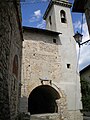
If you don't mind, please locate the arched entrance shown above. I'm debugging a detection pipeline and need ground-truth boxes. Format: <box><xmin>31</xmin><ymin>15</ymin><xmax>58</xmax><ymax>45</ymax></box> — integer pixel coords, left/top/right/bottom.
<box><xmin>28</xmin><ymin>85</ymin><xmax>60</xmax><ymax>115</ymax></box>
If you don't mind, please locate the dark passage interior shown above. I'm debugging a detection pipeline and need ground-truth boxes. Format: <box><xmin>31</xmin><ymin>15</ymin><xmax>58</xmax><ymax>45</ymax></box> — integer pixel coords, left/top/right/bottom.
<box><xmin>28</xmin><ymin>85</ymin><xmax>60</xmax><ymax>115</ymax></box>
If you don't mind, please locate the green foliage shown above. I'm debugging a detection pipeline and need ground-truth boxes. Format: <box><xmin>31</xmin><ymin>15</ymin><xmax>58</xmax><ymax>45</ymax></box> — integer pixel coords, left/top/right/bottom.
<box><xmin>80</xmin><ymin>78</ymin><xmax>90</xmax><ymax>111</ymax></box>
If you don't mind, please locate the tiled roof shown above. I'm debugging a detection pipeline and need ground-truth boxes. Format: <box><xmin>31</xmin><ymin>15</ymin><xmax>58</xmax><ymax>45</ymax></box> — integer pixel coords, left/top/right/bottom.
<box><xmin>72</xmin><ymin>0</ymin><xmax>87</xmax><ymax>13</ymax></box>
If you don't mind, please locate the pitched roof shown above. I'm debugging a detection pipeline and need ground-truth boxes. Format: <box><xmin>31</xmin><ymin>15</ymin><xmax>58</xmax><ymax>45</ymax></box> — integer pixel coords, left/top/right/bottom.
<box><xmin>80</xmin><ymin>64</ymin><xmax>90</xmax><ymax>74</ymax></box>
<box><xmin>72</xmin><ymin>0</ymin><xmax>87</xmax><ymax>13</ymax></box>
<box><xmin>23</xmin><ymin>26</ymin><xmax>61</xmax><ymax>35</ymax></box>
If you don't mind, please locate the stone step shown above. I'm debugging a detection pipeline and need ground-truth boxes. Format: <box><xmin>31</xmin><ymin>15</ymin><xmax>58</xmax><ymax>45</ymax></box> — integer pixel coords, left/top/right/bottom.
<box><xmin>83</xmin><ymin>116</ymin><xmax>90</xmax><ymax>120</ymax></box>
<box><xmin>30</xmin><ymin>113</ymin><xmax>60</xmax><ymax>120</ymax></box>
<box><xmin>17</xmin><ymin>112</ymin><xmax>30</xmax><ymax>120</ymax></box>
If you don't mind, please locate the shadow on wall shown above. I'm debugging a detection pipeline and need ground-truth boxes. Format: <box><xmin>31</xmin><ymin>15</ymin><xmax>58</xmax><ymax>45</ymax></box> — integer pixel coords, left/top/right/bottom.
<box><xmin>20</xmin><ymin>96</ymin><xmax>28</xmax><ymax>113</ymax></box>
<box><xmin>23</xmin><ymin>30</ymin><xmax>62</xmax><ymax>46</ymax></box>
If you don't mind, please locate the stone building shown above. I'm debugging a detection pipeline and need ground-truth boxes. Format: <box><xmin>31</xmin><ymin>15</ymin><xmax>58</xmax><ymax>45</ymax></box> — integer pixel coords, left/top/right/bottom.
<box><xmin>80</xmin><ymin>65</ymin><xmax>90</xmax><ymax>119</ymax></box>
<box><xmin>72</xmin><ymin>0</ymin><xmax>90</xmax><ymax>35</ymax></box>
<box><xmin>20</xmin><ymin>0</ymin><xmax>83</xmax><ymax>120</ymax></box>
<box><xmin>0</xmin><ymin>1</ymin><xmax>23</xmax><ymax>120</ymax></box>
<box><xmin>80</xmin><ymin>65</ymin><xmax>90</xmax><ymax>83</ymax></box>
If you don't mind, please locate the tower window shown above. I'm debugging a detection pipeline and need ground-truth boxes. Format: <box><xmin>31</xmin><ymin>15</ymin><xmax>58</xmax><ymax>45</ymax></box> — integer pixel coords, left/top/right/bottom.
<box><xmin>33</xmin><ymin>53</ymin><xmax>36</xmax><ymax>56</ymax></box>
<box><xmin>12</xmin><ymin>55</ymin><xmax>18</xmax><ymax>78</ymax></box>
<box><xmin>13</xmin><ymin>79</ymin><xmax>16</xmax><ymax>90</ymax></box>
<box><xmin>53</xmin><ymin>39</ymin><xmax>56</xmax><ymax>43</ymax></box>
<box><xmin>49</xmin><ymin>16</ymin><xmax>52</xmax><ymax>25</ymax></box>
<box><xmin>67</xmin><ymin>64</ymin><xmax>71</xmax><ymax>69</ymax></box>
<box><xmin>60</xmin><ymin>10</ymin><xmax>66</xmax><ymax>23</ymax></box>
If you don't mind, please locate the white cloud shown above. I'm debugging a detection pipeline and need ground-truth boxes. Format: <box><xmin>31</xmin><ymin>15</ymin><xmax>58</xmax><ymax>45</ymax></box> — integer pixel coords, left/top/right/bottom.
<box><xmin>82</xmin><ymin>22</ymin><xmax>89</xmax><ymax>42</ymax></box>
<box><xmin>73</xmin><ymin>21</ymin><xmax>81</xmax><ymax>30</ymax></box>
<box><xmin>74</xmin><ymin>15</ymin><xmax>90</xmax><ymax>70</ymax></box>
<box><xmin>42</xmin><ymin>0</ymin><xmax>48</xmax><ymax>1</ymax></box>
<box><xmin>37</xmin><ymin>20</ymin><xmax>46</xmax><ymax>29</ymax></box>
<box><xmin>29</xmin><ymin>16</ymin><xmax>36</xmax><ymax>22</ymax></box>
<box><xmin>34</xmin><ymin>10</ymin><xmax>41</xmax><ymax>18</ymax></box>
<box><xmin>79</xmin><ymin>44</ymin><xmax>90</xmax><ymax>70</ymax></box>
<box><xmin>29</xmin><ymin>10</ymin><xmax>42</xmax><ymax>23</ymax></box>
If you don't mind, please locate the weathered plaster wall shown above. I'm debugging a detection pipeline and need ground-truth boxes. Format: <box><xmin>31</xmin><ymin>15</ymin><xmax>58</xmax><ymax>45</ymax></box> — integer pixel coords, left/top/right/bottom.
<box><xmin>20</xmin><ymin>31</ymin><xmax>62</xmax><ymax>112</ymax></box>
<box><xmin>46</xmin><ymin>2</ymin><xmax>82</xmax><ymax>109</ymax></box>
<box><xmin>21</xmin><ymin>29</ymin><xmax>83</xmax><ymax>120</ymax></box>
<box><xmin>46</xmin><ymin>5</ymin><xmax>56</xmax><ymax>31</ymax></box>
<box><xmin>45</xmin><ymin>2</ymin><xmax>82</xmax><ymax>119</ymax></box>
<box><xmin>0</xmin><ymin>1</ymin><xmax>22</xmax><ymax>120</ymax></box>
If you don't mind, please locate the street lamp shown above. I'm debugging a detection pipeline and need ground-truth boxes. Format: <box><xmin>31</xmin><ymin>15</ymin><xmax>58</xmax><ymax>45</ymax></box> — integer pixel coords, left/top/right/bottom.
<box><xmin>73</xmin><ymin>31</ymin><xmax>90</xmax><ymax>47</ymax></box>
<box><xmin>73</xmin><ymin>31</ymin><xmax>83</xmax><ymax>47</ymax></box>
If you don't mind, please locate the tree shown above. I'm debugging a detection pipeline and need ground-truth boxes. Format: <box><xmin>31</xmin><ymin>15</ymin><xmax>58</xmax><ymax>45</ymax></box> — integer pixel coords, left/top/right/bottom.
<box><xmin>80</xmin><ymin>78</ymin><xmax>90</xmax><ymax>111</ymax></box>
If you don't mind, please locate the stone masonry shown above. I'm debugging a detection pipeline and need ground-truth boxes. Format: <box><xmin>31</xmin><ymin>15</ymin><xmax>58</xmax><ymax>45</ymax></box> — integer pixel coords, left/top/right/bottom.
<box><xmin>0</xmin><ymin>1</ymin><xmax>22</xmax><ymax>120</ymax></box>
<box><xmin>20</xmin><ymin>28</ymin><xmax>62</xmax><ymax>113</ymax></box>
<box><xmin>20</xmin><ymin>27</ymin><xmax>82</xmax><ymax>120</ymax></box>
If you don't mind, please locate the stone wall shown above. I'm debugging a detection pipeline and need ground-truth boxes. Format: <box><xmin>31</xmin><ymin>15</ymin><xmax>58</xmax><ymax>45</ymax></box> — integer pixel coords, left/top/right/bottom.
<box><xmin>21</xmin><ymin>27</ymin><xmax>83</xmax><ymax>120</ymax></box>
<box><xmin>21</xmin><ymin>31</ymin><xmax>62</xmax><ymax>112</ymax></box>
<box><xmin>80</xmin><ymin>67</ymin><xmax>90</xmax><ymax>83</ymax></box>
<box><xmin>0</xmin><ymin>1</ymin><xmax>22</xmax><ymax>120</ymax></box>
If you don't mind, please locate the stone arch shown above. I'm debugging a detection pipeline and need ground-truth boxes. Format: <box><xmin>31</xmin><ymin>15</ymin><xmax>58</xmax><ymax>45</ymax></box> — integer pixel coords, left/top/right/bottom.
<box><xmin>28</xmin><ymin>85</ymin><xmax>60</xmax><ymax>115</ymax></box>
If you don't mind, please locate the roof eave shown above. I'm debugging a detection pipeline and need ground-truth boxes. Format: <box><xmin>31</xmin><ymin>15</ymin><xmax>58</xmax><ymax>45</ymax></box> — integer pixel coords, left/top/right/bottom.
<box><xmin>43</xmin><ymin>0</ymin><xmax>53</xmax><ymax>20</ymax></box>
<box><xmin>80</xmin><ymin>64</ymin><xmax>90</xmax><ymax>74</ymax></box>
<box><xmin>72</xmin><ymin>0</ymin><xmax>87</xmax><ymax>13</ymax></box>
<box><xmin>23</xmin><ymin>26</ymin><xmax>62</xmax><ymax>35</ymax></box>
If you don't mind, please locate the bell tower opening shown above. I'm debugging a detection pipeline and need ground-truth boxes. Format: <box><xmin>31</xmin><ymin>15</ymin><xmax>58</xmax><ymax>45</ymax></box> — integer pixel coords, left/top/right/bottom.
<box><xmin>60</xmin><ymin>10</ymin><xmax>67</xmax><ymax>23</ymax></box>
<box><xmin>28</xmin><ymin>85</ymin><xmax>60</xmax><ymax>115</ymax></box>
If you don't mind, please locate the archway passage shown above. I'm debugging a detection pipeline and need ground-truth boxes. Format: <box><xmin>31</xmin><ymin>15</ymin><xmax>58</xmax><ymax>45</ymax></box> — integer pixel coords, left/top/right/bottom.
<box><xmin>28</xmin><ymin>85</ymin><xmax>60</xmax><ymax>115</ymax></box>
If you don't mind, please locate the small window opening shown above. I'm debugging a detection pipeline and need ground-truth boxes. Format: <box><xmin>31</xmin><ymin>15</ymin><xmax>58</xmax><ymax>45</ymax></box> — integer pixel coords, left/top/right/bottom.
<box><xmin>12</xmin><ymin>55</ymin><xmax>18</xmax><ymax>78</ymax></box>
<box><xmin>67</xmin><ymin>64</ymin><xmax>71</xmax><ymax>69</ymax></box>
<box><xmin>13</xmin><ymin>79</ymin><xmax>15</xmax><ymax>90</ymax></box>
<box><xmin>60</xmin><ymin>10</ymin><xmax>66</xmax><ymax>23</ymax></box>
<box><xmin>53</xmin><ymin>39</ymin><xmax>56</xmax><ymax>43</ymax></box>
<box><xmin>49</xmin><ymin>16</ymin><xmax>52</xmax><ymax>25</ymax></box>
<box><xmin>33</xmin><ymin>53</ymin><xmax>35</xmax><ymax>56</ymax></box>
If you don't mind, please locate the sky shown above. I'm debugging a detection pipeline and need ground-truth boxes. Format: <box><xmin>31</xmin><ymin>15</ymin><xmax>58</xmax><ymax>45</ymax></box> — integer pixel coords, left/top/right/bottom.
<box><xmin>20</xmin><ymin>0</ymin><xmax>90</xmax><ymax>71</ymax></box>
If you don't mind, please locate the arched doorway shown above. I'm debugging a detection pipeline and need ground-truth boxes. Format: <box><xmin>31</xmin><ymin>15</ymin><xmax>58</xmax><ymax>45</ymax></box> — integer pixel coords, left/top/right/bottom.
<box><xmin>28</xmin><ymin>85</ymin><xmax>60</xmax><ymax>115</ymax></box>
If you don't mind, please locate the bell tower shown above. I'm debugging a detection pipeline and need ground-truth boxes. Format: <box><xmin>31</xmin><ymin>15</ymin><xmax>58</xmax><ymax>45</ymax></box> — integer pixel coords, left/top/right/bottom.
<box><xmin>43</xmin><ymin>0</ymin><xmax>73</xmax><ymax>35</ymax></box>
<box><xmin>43</xmin><ymin>0</ymin><xmax>83</xmax><ymax>120</ymax></box>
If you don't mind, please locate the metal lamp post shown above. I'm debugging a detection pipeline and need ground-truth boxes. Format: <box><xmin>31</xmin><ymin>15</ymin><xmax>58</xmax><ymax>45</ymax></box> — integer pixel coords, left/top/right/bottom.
<box><xmin>73</xmin><ymin>31</ymin><xmax>83</xmax><ymax>47</ymax></box>
<box><xmin>73</xmin><ymin>31</ymin><xmax>90</xmax><ymax>47</ymax></box>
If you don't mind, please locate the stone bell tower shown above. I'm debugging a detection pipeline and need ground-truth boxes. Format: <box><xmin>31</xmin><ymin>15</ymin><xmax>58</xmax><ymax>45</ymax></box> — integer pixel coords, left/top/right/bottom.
<box><xmin>21</xmin><ymin>0</ymin><xmax>83</xmax><ymax>120</ymax></box>
<box><xmin>43</xmin><ymin>0</ymin><xmax>83</xmax><ymax>119</ymax></box>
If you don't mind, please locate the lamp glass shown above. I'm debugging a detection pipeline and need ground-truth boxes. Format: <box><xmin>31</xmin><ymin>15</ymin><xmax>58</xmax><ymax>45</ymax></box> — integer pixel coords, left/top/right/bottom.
<box><xmin>74</xmin><ymin>32</ymin><xmax>83</xmax><ymax>44</ymax></box>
